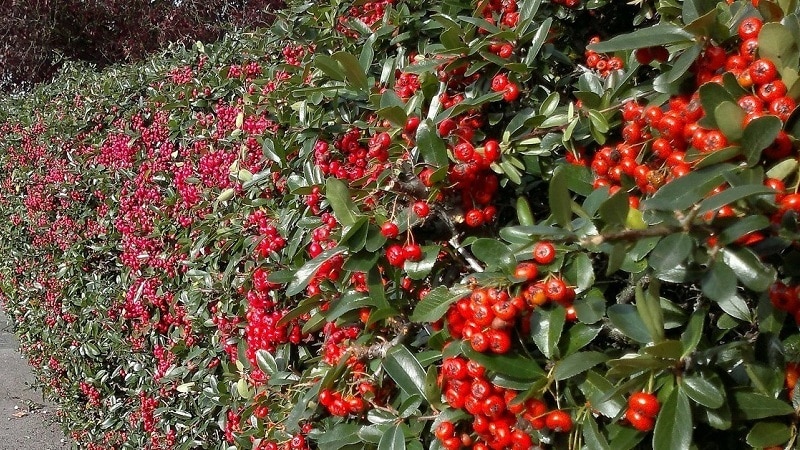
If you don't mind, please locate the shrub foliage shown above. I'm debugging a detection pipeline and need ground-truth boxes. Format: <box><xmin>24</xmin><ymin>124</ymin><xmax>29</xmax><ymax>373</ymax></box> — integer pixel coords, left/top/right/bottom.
<box><xmin>2</xmin><ymin>0</ymin><xmax>800</xmax><ymax>449</ymax></box>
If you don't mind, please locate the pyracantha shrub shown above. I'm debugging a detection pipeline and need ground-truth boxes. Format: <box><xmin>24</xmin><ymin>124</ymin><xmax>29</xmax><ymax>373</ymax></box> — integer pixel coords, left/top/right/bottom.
<box><xmin>4</xmin><ymin>0</ymin><xmax>800</xmax><ymax>449</ymax></box>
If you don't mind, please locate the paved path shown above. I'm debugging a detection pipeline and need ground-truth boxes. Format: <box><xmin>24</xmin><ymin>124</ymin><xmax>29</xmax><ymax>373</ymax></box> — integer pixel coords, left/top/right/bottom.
<box><xmin>0</xmin><ymin>310</ymin><xmax>69</xmax><ymax>450</ymax></box>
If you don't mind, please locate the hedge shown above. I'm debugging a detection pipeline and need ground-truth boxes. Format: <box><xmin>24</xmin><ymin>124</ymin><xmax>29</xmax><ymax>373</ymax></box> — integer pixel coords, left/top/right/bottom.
<box><xmin>1</xmin><ymin>0</ymin><xmax>800</xmax><ymax>449</ymax></box>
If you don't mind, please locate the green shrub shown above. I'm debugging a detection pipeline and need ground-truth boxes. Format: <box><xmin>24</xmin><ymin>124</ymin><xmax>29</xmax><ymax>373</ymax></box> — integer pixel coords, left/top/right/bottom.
<box><xmin>1</xmin><ymin>0</ymin><xmax>800</xmax><ymax>449</ymax></box>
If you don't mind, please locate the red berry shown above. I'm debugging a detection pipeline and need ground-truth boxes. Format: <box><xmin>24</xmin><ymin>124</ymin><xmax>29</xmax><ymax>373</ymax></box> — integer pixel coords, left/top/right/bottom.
<box><xmin>628</xmin><ymin>391</ymin><xmax>660</xmax><ymax>417</ymax></box>
<box><xmin>465</xmin><ymin>208</ymin><xmax>485</xmax><ymax>227</ymax></box>
<box><xmin>634</xmin><ymin>47</ymin><xmax>653</xmax><ymax>65</ymax></box>
<box><xmin>738</xmin><ymin>17</ymin><xmax>763</xmax><ymax>41</ymax></box>
<box><xmin>503</xmin><ymin>83</ymin><xmax>521</xmax><ymax>102</ymax></box>
<box><xmin>498</xmin><ymin>43</ymin><xmax>514</xmax><ymax>58</ymax></box>
<box><xmin>514</xmin><ymin>262</ymin><xmax>538</xmax><ymax>281</ymax></box>
<box><xmin>626</xmin><ymin>408</ymin><xmax>656</xmax><ymax>432</ymax></box>
<box><xmin>545</xmin><ymin>410</ymin><xmax>572</xmax><ymax>432</ymax></box>
<box><xmin>491</xmin><ymin>73</ymin><xmax>509</xmax><ymax>92</ymax></box>
<box><xmin>749</xmin><ymin>59</ymin><xmax>778</xmax><ymax>85</ymax></box>
<box><xmin>380</xmin><ymin>222</ymin><xmax>399</xmax><ymax>238</ymax></box>
<box><xmin>403</xmin><ymin>243</ymin><xmax>423</xmax><ymax>262</ymax></box>
<box><xmin>413</xmin><ymin>201</ymin><xmax>430</xmax><ymax>218</ymax></box>
<box><xmin>545</xmin><ymin>277</ymin><xmax>568</xmax><ymax>303</ymax></box>
<box><xmin>435</xmin><ymin>421</ymin><xmax>455</xmax><ymax>440</ymax></box>
<box><xmin>533</xmin><ymin>241</ymin><xmax>556</xmax><ymax>265</ymax></box>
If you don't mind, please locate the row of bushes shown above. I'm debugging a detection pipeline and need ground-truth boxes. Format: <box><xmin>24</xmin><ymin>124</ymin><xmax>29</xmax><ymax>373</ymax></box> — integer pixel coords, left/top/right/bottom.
<box><xmin>1</xmin><ymin>0</ymin><xmax>800</xmax><ymax>449</ymax></box>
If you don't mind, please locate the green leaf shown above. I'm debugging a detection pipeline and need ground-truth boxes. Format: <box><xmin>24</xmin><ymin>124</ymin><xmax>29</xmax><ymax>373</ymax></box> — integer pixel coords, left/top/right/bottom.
<box><xmin>714</xmin><ymin>101</ymin><xmax>745</xmax><ymax>141</ymax></box>
<box><xmin>255</xmin><ymin>349</ymin><xmax>278</xmax><ymax>376</ymax></box>
<box><xmin>516</xmin><ymin>197</ymin><xmax>535</xmax><ymax>226</ymax></box>
<box><xmin>410</xmin><ymin>285</ymin><xmax>470</xmax><ymax>323</ymax></box>
<box><xmin>701</xmin><ymin>262</ymin><xmax>737</xmax><ymax>303</ymax></box>
<box><xmin>582</xmin><ymin>414</ymin><xmax>611</xmax><ymax>450</ymax></box>
<box><xmin>607</xmin><ymin>304</ymin><xmax>652</xmax><ymax>343</ymax></box>
<box><xmin>587</xmin><ymin>23</ymin><xmax>693</xmax><ymax>52</ymax></box>
<box><xmin>460</xmin><ymin>341</ymin><xmax>544</xmax><ymax>380</ymax></box>
<box><xmin>574</xmin><ymin>289</ymin><xmax>606</xmax><ymax>324</ymax></box>
<box><xmin>404</xmin><ymin>245</ymin><xmax>440</xmax><ymax>280</ymax></box>
<box><xmin>554</xmin><ymin>351</ymin><xmax>608</xmax><ymax>380</ymax></box>
<box><xmin>741</xmin><ymin>115</ymin><xmax>783</xmax><ymax>166</ymax></box>
<box><xmin>758</xmin><ymin>23</ymin><xmax>800</xmax><ymax>80</ymax></box>
<box><xmin>549</xmin><ymin>164</ymin><xmax>573</xmax><ymax>228</ymax></box>
<box><xmin>588</xmin><ymin>109</ymin><xmax>609</xmax><ymax>133</ymax></box>
<box><xmin>680</xmin><ymin>306</ymin><xmax>707</xmax><ymax>358</ymax></box>
<box><xmin>378</xmin><ymin>106</ymin><xmax>407</xmax><ymax>128</ymax></box>
<box><xmin>526</xmin><ymin>17</ymin><xmax>552</xmax><ymax>63</ymax></box>
<box><xmin>471</xmin><ymin>238</ymin><xmax>516</xmax><ymax>272</ymax></box>
<box><xmin>649</xmin><ymin>234</ymin><xmax>694</xmax><ymax>276</ymax></box>
<box><xmin>699</xmin><ymin>82</ymin><xmax>736</xmax><ymax>129</ymax></box>
<box><xmin>531</xmin><ymin>305</ymin><xmax>566</xmax><ymax>359</ymax></box>
<box><xmin>332</xmin><ymin>51</ymin><xmax>369</xmax><ymax>90</ymax></box>
<box><xmin>732</xmin><ymin>392</ymin><xmax>794</xmax><ymax>419</ymax></box>
<box><xmin>377</xmin><ymin>425</ymin><xmax>406</xmax><ymax>450</ymax></box>
<box><xmin>599</xmin><ymin>190</ymin><xmax>630</xmax><ymax>227</ymax></box>
<box><xmin>682</xmin><ymin>375</ymin><xmax>725</xmax><ymax>408</ymax></box>
<box><xmin>642</xmin><ymin>164</ymin><xmax>734</xmax><ymax>211</ymax></box>
<box><xmin>580</xmin><ymin>371</ymin><xmax>626</xmax><ymax>418</ymax></box>
<box><xmin>383</xmin><ymin>345</ymin><xmax>429</xmax><ymax>402</ymax></box>
<box><xmin>315</xmin><ymin>54</ymin><xmax>346</xmax><ymax>81</ymax></box>
<box><xmin>326</xmin><ymin>177</ymin><xmax>361</xmax><ymax>226</ymax></box>
<box><xmin>317</xmin><ymin>423</ymin><xmax>363</xmax><ymax>449</ymax></box>
<box><xmin>563</xmin><ymin>323</ymin><xmax>602</xmax><ymax>356</ymax></box>
<box><xmin>416</xmin><ymin>119</ymin><xmax>449</xmax><ymax>169</ymax></box>
<box><xmin>721</xmin><ymin>247</ymin><xmax>776</xmax><ymax>292</ymax></box>
<box><xmin>286</xmin><ymin>246</ymin><xmax>347</xmax><ymax>296</ymax></box>
<box><xmin>635</xmin><ymin>283</ymin><xmax>665</xmax><ymax>344</ymax></box>
<box><xmin>697</xmin><ymin>184</ymin><xmax>776</xmax><ymax>216</ymax></box>
<box><xmin>746</xmin><ymin>421</ymin><xmax>792</xmax><ymax>447</ymax></box>
<box><xmin>653</xmin><ymin>388</ymin><xmax>692</xmax><ymax>450</ymax></box>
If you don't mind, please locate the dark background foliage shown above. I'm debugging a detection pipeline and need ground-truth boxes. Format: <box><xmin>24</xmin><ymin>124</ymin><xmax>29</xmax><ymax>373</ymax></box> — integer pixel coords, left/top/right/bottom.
<box><xmin>0</xmin><ymin>0</ymin><xmax>283</xmax><ymax>92</ymax></box>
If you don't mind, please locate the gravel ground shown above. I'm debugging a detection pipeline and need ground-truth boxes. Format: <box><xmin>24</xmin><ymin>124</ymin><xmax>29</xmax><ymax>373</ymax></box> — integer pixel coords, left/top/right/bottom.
<box><xmin>0</xmin><ymin>310</ymin><xmax>70</xmax><ymax>450</ymax></box>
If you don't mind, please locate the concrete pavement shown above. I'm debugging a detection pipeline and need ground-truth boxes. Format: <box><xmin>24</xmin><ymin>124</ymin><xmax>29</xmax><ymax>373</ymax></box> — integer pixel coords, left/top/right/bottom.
<box><xmin>0</xmin><ymin>310</ymin><xmax>69</xmax><ymax>450</ymax></box>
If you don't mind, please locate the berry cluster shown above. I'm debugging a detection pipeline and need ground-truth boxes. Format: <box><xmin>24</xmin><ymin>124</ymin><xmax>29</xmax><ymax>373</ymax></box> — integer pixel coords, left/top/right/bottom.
<box><xmin>624</xmin><ymin>391</ymin><xmax>661</xmax><ymax>432</ymax></box>
<box><xmin>438</xmin><ymin>356</ymin><xmax>573</xmax><ymax>449</ymax></box>
<box><xmin>584</xmin><ymin>37</ymin><xmax>624</xmax><ymax>78</ymax></box>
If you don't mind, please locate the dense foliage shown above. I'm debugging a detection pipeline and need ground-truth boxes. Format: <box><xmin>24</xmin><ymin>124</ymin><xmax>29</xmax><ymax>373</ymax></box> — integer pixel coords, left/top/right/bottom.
<box><xmin>0</xmin><ymin>0</ymin><xmax>282</xmax><ymax>92</ymax></box>
<box><xmin>4</xmin><ymin>0</ymin><xmax>800</xmax><ymax>448</ymax></box>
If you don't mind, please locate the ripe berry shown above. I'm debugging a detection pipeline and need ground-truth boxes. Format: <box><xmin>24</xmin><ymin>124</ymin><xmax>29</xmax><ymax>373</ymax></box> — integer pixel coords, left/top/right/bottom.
<box><xmin>545</xmin><ymin>410</ymin><xmax>573</xmax><ymax>432</ymax></box>
<box><xmin>413</xmin><ymin>201</ymin><xmax>430</xmax><ymax>218</ymax></box>
<box><xmin>403</xmin><ymin>243</ymin><xmax>423</xmax><ymax>262</ymax></box>
<box><xmin>465</xmin><ymin>208</ymin><xmax>485</xmax><ymax>227</ymax></box>
<box><xmin>545</xmin><ymin>277</ymin><xmax>569</xmax><ymax>303</ymax></box>
<box><xmin>498</xmin><ymin>43</ymin><xmax>514</xmax><ymax>58</ymax></box>
<box><xmin>514</xmin><ymin>262</ymin><xmax>538</xmax><ymax>281</ymax></box>
<box><xmin>628</xmin><ymin>391</ymin><xmax>660</xmax><ymax>417</ymax></box>
<box><xmin>503</xmin><ymin>83</ymin><xmax>521</xmax><ymax>102</ymax></box>
<box><xmin>380</xmin><ymin>222</ymin><xmax>399</xmax><ymax>238</ymax></box>
<box><xmin>738</xmin><ymin>17</ymin><xmax>763</xmax><ymax>41</ymax></box>
<box><xmin>533</xmin><ymin>241</ymin><xmax>556</xmax><ymax>265</ymax></box>
<box><xmin>491</xmin><ymin>73</ymin><xmax>509</xmax><ymax>92</ymax></box>
<box><xmin>385</xmin><ymin>243</ymin><xmax>406</xmax><ymax>267</ymax></box>
<box><xmin>626</xmin><ymin>408</ymin><xmax>656</xmax><ymax>432</ymax></box>
<box><xmin>634</xmin><ymin>47</ymin><xmax>653</xmax><ymax>65</ymax></box>
<box><xmin>435</xmin><ymin>421</ymin><xmax>455</xmax><ymax>440</ymax></box>
<box><xmin>749</xmin><ymin>59</ymin><xmax>778</xmax><ymax>85</ymax></box>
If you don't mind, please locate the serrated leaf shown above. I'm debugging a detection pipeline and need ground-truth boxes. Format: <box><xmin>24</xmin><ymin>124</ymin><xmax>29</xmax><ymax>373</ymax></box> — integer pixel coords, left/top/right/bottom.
<box><xmin>721</xmin><ymin>247</ymin><xmax>776</xmax><ymax>292</ymax></box>
<box><xmin>416</xmin><ymin>119</ymin><xmax>448</xmax><ymax>169</ymax></box>
<box><xmin>410</xmin><ymin>285</ymin><xmax>470</xmax><ymax>323</ymax></box>
<box><xmin>377</xmin><ymin>425</ymin><xmax>406</xmax><ymax>450</ymax></box>
<box><xmin>714</xmin><ymin>101</ymin><xmax>745</xmax><ymax>141</ymax></box>
<box><xmin>607</xmin><ymin>304</ymin><xmax>652</xmax><ymax>343</ymax></box>
<box><xmin>286</xmin><ymin>246</ymin><xmax>347</xmax><ymax>296</ymax></box>
<box><xmin>549</xmin><ymin>165</ymin><xmax>573</xmax><ymax>228</ymax></box>
<box><xmin>732</xmin><ymin>392</ymin><xmax>794</xmax><ymax>419</ymax></box>
<box><xmin>460</xmin><ymin>341</ymin><xmax>544</xmax><ymax>380</ymax></box>
<box><xmin>383</xmin><ymin>346</ymin><xmax>429</xmax><ymax>403</ymax></box>
<box><xmin>642</xmin><ymin>164</ymin><xmax>734</xmax><ymax>211</ymax></box>
<box><xmin>531</xmin><ymin>305</ymin><xmax>566</xmax><ymax>359</ymax></box>
<box><xmin>746</xmin><ymin>421</ymin><xmax>792</xmax><ymax>447</ymax></box>
<box><xmin>326</xmin><ymin>177</ymin><xmax>361</xmax><ymax>226</ymax></box>
<box><xmin>653</xmin><ymin>388</ymin><xmax>692</xmax><ymax>450</ymax></box>
<box><xmin>554</xmin><ymin>351</ymin><xmax>608</xmax><ymax>380</ymax></box>
<box><xmin>471</xmin><ymin>238</ymin><xmax>516</xmax><ymax>272</ymax></box>
<box><xmin>682</xmin><ymin>375</ymin><xmax>725</xmax><ymax>408</ymax></box>
<box><xmin>587</xmin><ymin>23</ymin><xmax>693</xmax><ymax>52</ymax></box>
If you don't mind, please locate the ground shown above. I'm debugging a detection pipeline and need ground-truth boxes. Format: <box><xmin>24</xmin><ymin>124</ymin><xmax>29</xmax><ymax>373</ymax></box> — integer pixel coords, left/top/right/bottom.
<box><xmin>0</xmin><ymin>310</ymin><xmax>69</xmax><ymax>450</ymax></box>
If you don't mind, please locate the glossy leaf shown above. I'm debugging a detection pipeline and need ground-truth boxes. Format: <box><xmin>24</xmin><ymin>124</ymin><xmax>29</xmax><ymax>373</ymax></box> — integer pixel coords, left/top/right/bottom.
<box><xmin>531</xmin><ymin>305</ymin><xmax>566</xmax><ymax>359</ymax></box>
<box><xmin>553</xmin><ymin>351</ymin><xmax>608</xmax><ymax>380</ymax></box>
<box><xmin>587</xmin><ymin>23</ymin><xmax>693</xmax><ymax>52</ymax></box>
<box><xmin>383</xmin><ymin>345</ymin><xmax>429</xmax><ymax>403</ymax></box>
<box><xmin>286</xmin><ymin>246</ymin><xmax>347</xmax><ymax>296</ymax></box>
<box><xmin>653</xmin><ymin>388</ymin><xmax>692</xmax><ymax>450</ymax></box>
<box><xmin>410</xmin><ymin>286</ymin><xmax>470</xmax><ymax>323</ymax></box>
